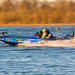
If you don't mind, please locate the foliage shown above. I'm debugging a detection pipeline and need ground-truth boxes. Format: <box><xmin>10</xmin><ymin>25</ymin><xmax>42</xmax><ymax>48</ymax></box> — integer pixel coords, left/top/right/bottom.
<box><xmin>0</xmin><ymin>0</ymin><xmax>75</xmax><ymax>24</ymax></box>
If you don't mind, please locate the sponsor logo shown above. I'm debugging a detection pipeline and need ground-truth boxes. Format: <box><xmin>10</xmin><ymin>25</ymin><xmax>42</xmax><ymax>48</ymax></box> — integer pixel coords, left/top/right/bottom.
<box><xmin>6</xmin><ymin>38</ymin><xmax>10</xmax><ymax>41</ymax></box>
<box><xmin>16</xmin><ymin>39</ymin><xmax>25</xmax><ymax>42</ymax></box>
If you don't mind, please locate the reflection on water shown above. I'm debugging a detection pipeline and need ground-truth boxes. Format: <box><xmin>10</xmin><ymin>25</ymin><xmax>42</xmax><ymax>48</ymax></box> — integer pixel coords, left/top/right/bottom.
<box><xmin>0</xmin><ymin>25</ymin><xmax>75</xmax><ymax>75</ymax></box>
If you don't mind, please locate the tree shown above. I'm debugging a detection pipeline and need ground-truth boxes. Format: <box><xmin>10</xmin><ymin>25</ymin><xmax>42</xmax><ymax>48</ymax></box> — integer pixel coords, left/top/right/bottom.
<box><xmin>1</xmin><ymin>0</ymin><xmax>14</xmax><ymax>12</ymax></box>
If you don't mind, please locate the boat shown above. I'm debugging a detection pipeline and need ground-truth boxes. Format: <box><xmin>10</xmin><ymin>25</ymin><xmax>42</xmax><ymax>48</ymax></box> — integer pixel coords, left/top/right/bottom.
<box><xmin>0</xmin><ymin>34</ymin><xmax>71</xmax><ymax>45</ymax></box>
<box><xmin>0</xmin><ymin>28</ymin><xmax>74</xmax><ymax>45</ymax></box>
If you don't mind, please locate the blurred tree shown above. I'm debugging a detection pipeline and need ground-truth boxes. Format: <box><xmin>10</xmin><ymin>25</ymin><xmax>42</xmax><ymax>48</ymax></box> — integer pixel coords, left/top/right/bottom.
<box><xmin>1</xmin><ymin>0</ymin><xmax>15</xmax><ymax>12</ymax></box>
<box><xmin>19</xmin><ymin>0</ymin><xmax>32</xmax><ymax>10</ymax></box>
<box><xmin>0</xmin><ymin>0</ymin><xmax>75</xmax><ymax>24</ymax></box>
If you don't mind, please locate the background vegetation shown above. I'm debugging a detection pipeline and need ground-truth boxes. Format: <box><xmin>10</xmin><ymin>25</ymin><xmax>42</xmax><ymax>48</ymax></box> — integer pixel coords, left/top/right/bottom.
<box><xmin>0</xmin><ymin>0</ymin><xmax>75</xmax><ymax>24</ymax></box>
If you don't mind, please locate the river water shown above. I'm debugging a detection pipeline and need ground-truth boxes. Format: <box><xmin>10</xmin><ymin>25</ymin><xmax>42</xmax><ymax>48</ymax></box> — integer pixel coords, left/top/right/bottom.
<box><xmin>0</xmin><ymin>25</ymin><xmax>75</xmax><ymax>75</ymax></box>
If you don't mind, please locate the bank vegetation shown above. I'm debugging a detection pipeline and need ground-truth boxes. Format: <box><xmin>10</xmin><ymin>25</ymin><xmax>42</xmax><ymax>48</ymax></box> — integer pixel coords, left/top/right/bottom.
<box><xmin>0</xmin><ymin>0</ymin><xmax>75</xmax><ymax>25</ymax></box>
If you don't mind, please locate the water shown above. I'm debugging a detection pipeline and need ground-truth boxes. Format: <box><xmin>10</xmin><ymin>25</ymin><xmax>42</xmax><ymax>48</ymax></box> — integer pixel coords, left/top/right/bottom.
<box><xmin>0</xmin><ymin>25</ymin><xmax>75</xmax><ymax>75</ymax></box>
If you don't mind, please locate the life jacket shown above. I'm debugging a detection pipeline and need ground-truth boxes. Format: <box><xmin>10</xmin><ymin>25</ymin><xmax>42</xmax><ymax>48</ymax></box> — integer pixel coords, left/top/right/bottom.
<box><xmin>35</xmin><ymin>32</ymin><xmax>39</xmax><ymax>36</ymax></box>
<box><xmin>41</xmin><ymin>29</ymin><xmax>51</xmax><ymax>38</ymax></box>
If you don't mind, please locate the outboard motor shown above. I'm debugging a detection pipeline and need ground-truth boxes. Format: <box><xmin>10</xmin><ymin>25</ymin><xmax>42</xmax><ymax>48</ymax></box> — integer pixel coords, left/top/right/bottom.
<box><xmin>73</xmin><ymin>32</ymin><xmax>75</xmax><ymax>38</ymax></box>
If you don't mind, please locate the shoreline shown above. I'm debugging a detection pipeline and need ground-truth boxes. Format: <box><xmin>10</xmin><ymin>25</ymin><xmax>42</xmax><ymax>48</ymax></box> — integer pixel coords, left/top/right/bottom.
<box><xmin>0</xmin><ymin>23</ymin><xmax>75</xmax><ymax>25</ymax></box>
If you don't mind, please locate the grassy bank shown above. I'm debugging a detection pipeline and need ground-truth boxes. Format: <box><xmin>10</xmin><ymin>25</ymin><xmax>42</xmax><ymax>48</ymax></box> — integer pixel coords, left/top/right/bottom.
<box><xmin>0</xmin><ymin>23</ymin><xmax>75</xmax><ymax>25</ymax></box>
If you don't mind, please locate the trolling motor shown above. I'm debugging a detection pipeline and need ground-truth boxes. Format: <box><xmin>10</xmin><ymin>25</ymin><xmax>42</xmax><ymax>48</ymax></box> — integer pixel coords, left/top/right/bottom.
<box><xmin>64</xmin><ymin>27</ymin><xmax>75</xmax><ymax>38</ymax></box>
<box><xmin>0</xmin><ymin>32</ymin><xmax>8</xmax><ymax>36</ymax></box>
<box><xmin>67</xmin><ymin>27</ymin><xmax>75</xmax><ymax>38</ymax></box>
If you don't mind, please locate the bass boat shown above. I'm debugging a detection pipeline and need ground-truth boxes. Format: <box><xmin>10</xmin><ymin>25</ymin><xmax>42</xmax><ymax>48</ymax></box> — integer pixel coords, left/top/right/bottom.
<box><xmin>0</xmin><ymin>33</ymin><xmax>74</xmax><ymax>45</ymax></box>
<box><xmin>0</xmin><ymin>28</ymin><xmax>74</xmax><ymax>45</ymax></box>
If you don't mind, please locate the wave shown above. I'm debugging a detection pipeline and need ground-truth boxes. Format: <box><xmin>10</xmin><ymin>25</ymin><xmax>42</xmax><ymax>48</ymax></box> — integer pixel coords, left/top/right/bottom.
<box><xmin>17</xmin><ymin>39</ymin><xmax>75</xmax><ymax>48</ymax></box>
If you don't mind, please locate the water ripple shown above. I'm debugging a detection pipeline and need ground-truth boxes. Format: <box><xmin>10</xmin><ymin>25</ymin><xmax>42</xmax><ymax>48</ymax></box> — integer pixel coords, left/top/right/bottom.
<box><xmin>0</xmin><ymin>25</ymin><xmax>75</xmax><ymax>75</ymax></box>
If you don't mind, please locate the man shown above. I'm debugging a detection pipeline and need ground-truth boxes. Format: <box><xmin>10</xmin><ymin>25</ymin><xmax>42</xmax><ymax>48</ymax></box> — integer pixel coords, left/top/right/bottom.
<box><xmin>41</xmin><ymin>29</ymin><xmax>53</xmax><ymax>38</ymax></box>
<box><xmin>0</xmin><ymin>32</ymin><xmax>4</xmax><ymax>36</ymax></box>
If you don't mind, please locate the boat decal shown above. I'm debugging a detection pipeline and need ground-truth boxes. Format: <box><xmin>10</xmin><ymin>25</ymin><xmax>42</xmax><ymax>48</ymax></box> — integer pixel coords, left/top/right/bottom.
<box><xmin>6</xmin><ymin>38</ymin><xmax>10</xmax><ymax>41</ymax></box>
<box><xmin>16</xmin><ymin>39</ymin><xmax>25</xmax><ymax>42</ymax></box>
